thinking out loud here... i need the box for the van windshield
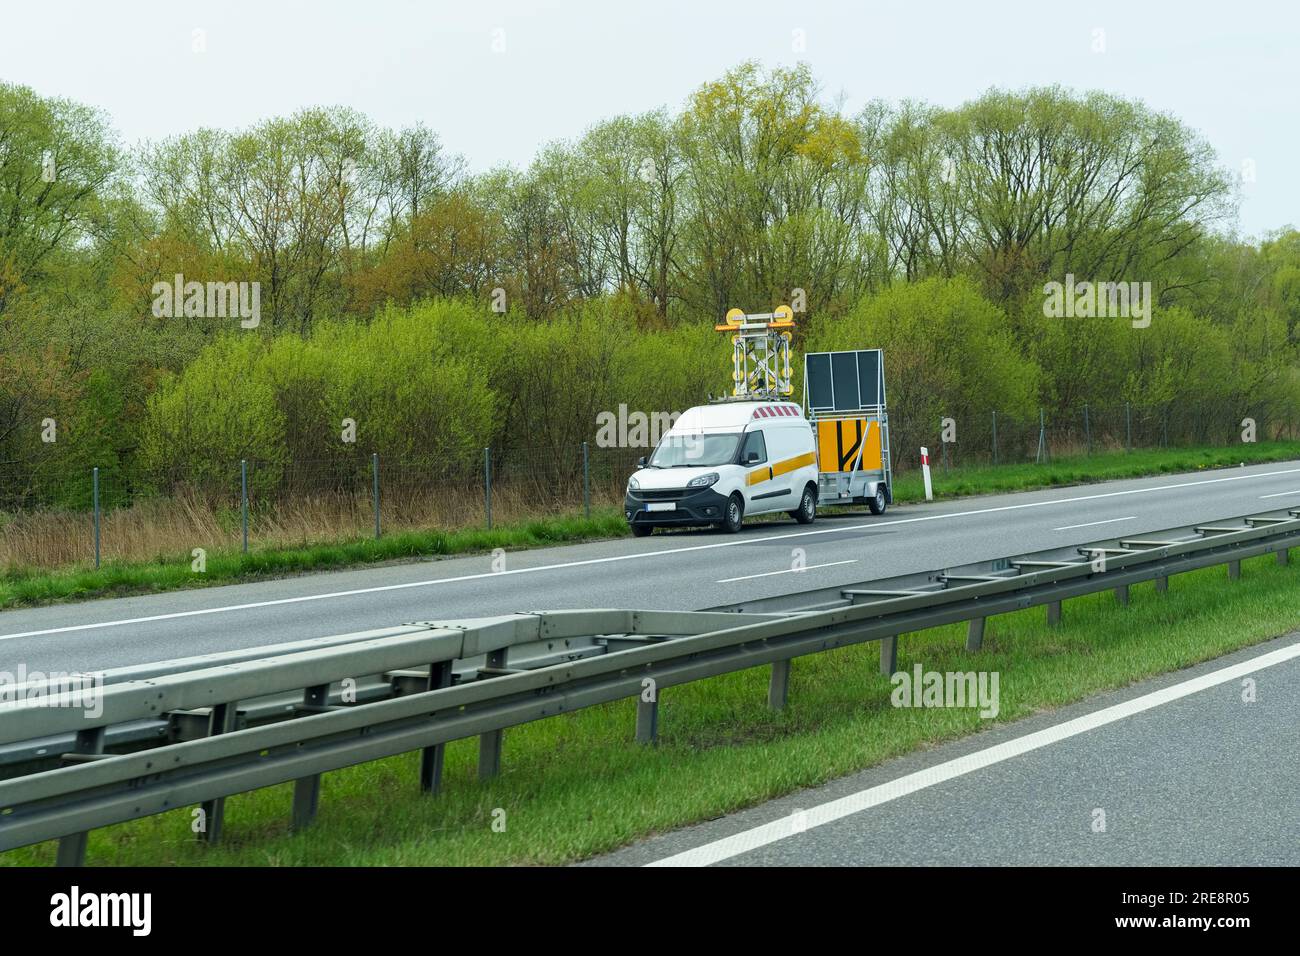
[648,432,741,468]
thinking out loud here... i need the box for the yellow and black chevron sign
[816,419,882,472]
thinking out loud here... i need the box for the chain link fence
[892,401,1292,472]
[1,399,1295,571]
[0,442,650,571]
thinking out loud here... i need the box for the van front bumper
[625,487,731,527]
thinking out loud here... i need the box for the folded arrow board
[804,350,893,512]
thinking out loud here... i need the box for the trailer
[803,348,893,514]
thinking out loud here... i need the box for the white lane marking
[717,560,857,584]
[645,638,1300,867]
[1259,490,1300,499]
[5,464,1300,642]
[1053,516,1136,532]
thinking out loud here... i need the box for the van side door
[739,427,777,513]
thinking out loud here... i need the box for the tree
[0,81,120,313]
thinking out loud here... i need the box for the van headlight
[687,472,719,488]
[627,475,640,491]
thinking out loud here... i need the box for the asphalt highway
[594,631,1300,866]
[4,460,1300,674]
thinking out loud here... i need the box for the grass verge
[0,511,627,610]
[890,440,1300,502]
[2,440,1298,610]
[4,548,1297,866]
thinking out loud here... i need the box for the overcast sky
[5,0,1295,238]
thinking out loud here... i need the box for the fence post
[1125,402,1132,451]
[92,467,100,570]
[484,447,493,530]
[582,441,590,519]
[992,410,999,466]
[1084,404,1091,456]
[371,452,381,539]
[240,459,249,554]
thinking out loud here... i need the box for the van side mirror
[637,456,646,467]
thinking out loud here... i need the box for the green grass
[2,440,1298,611]
[5,548,1298,867]
[890,440,1300,502]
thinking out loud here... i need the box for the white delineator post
[921,446,933,501]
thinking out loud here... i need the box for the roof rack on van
[714,306,796,401]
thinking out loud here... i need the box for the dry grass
[0,481,626,573]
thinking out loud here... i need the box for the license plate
[645,502,676,512]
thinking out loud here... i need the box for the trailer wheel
[721,494,745,533]
[791,484,816,524]
[868,485,888,515]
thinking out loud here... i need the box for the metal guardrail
[2,506,1298,864]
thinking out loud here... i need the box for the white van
[624,400,819,535]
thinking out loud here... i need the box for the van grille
[635,488,690,501]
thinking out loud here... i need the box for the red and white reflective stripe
[921,450,930,466]
[753,404,801,420]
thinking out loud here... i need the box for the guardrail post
[92,466,101,570]
[55,727,106,866]
[478,649,506,778]
[240,459,249,554]
[966,618,985,651]
[635,693,659,744]
[1228,560,1241,580]
[419,661,454,793]
[200,702,240,844]
[1155,575,1168,593]
[1046,601,1062,627]
[1114,584,1130,606]
[1278,548,1290,566]
[291,684,330,830]
[582,441,590,519]
[879,635,899,676]
[768,659,792,711]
